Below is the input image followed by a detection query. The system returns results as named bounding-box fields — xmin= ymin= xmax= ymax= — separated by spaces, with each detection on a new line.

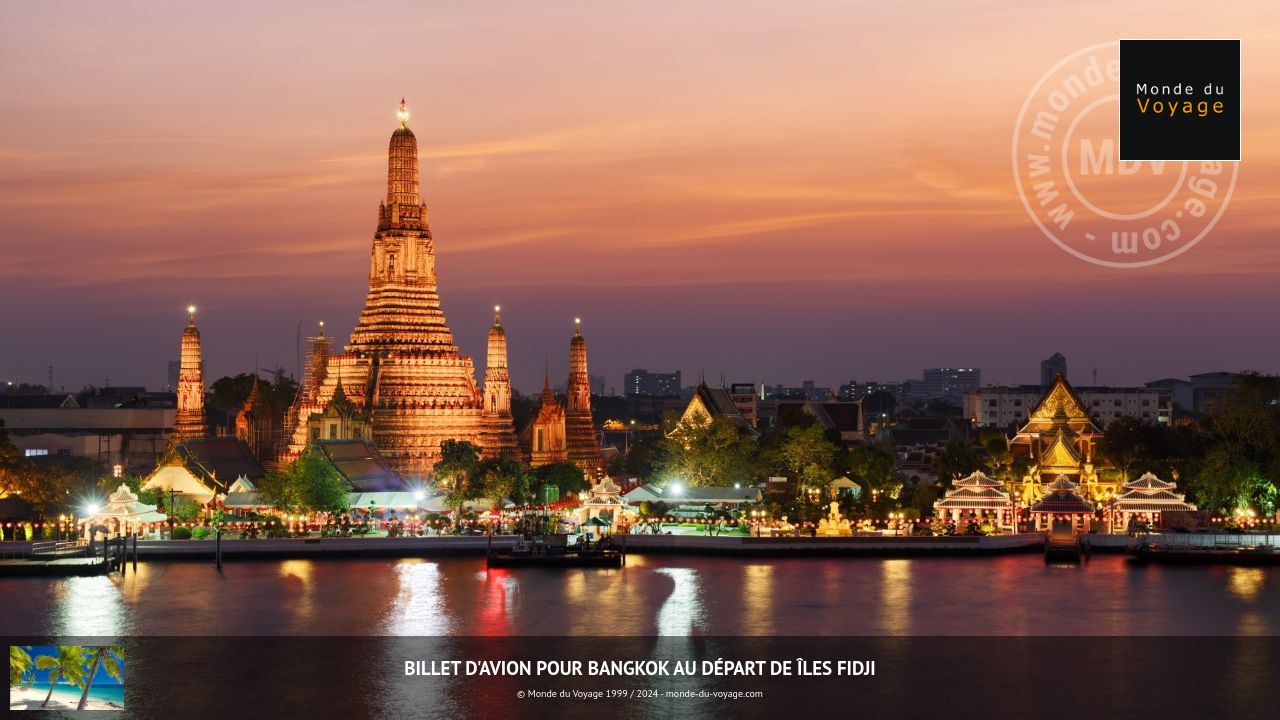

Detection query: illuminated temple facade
xmin=522 ymin=320 xmax=606 ymax=476
xmin=172 ymin=307 xmax=209 ymax=442
xmin=1008 ymin=373 xmax=1116 ymax=503
xmin=284 ymin=101 xmax=518 ymax=476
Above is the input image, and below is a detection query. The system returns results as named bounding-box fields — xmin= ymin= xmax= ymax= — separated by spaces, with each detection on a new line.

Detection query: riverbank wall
xmin=2 ymin=533 xmax=1065 ymax=561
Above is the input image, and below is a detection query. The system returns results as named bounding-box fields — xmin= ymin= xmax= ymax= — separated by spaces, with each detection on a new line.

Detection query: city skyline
xmin=3 ymin=1 xmax=1280 ymax=393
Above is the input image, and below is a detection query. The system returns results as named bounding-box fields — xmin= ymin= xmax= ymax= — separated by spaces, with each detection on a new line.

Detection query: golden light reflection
xmin=740 ymin=564 xmax=774 ymax=636
xmin=1226 ymin=567 xmax=1265 ymax=600
xmin=120 ymin=557 xmax=153 ymax=605
xmin=279 ymin=559 xmax=312 ymax=585
xmin=563 ymin=569 xmax=587 ymax=607
xmin=877 ymin=559 xmax=913 ymax=636
xmin=278 ymin=559 xmax=315 ymax=629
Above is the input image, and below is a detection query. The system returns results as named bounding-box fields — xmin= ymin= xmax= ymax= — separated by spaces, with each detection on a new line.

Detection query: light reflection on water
xmin=383 ymin=561 xmax=452 ymax=635
xmin=1227 ymin=567 xmax=1266 ymax=600
xmin=654 ymin=567 xmax=705 ymax=636
xmin=877 ymin=559 xmax=912 ymax=636
xmin=2 ymin=555 xmax=1279 ymax=637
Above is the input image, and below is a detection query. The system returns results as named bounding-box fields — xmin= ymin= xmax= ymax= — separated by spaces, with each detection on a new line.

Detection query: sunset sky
xmin=2 ymin=0 xmax=1279 ymax=394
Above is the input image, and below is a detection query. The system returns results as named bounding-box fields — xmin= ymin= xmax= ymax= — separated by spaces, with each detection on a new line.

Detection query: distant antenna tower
xmin=1092 ymin=368 xmax=1098 ymax=385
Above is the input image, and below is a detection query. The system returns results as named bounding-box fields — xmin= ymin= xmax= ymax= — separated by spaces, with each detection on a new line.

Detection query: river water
xmin=2 ymin=554 xmax=1278 ymax=636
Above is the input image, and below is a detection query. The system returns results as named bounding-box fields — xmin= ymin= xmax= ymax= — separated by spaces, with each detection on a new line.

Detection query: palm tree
xmin=9 ymin=645 xmax=33 ymax=686
xmin=34 ymin=645 xmax=87 ymax=708
xmin=76 ymin=646 xmax=125 ymax=711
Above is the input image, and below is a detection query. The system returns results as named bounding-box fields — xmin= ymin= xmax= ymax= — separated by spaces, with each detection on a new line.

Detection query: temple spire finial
xmin=187 ymin=305 xmax=197 ymax=325
xmin=397 ymin=98 xmax=409 ymax=128
xmin=493 ymin=305 xmax=502 ymax=325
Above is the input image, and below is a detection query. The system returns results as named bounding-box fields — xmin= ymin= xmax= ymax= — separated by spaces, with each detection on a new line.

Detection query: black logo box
xmin=1119 ymin=39 xmax=1240 ymax=161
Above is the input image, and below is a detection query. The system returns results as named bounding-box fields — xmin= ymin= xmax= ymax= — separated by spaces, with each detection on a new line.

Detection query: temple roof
xmin=241 ymin=373 xmax=263 ymax=413
xmin=1039 ymin=424 xmax=1082 ymax=469
xmin=683 ymin=382 xmax=754 ymax=433
xmin=1030 ymin=491 xmax=1094 ymax=514
xmin=953 ymin=471 xmax=1003 ymax=488
xmin=1028 ymin=374 xmax=1090 ymax=423
xmin=314 ymin=440 xmax=404 ymax=492
xmin=166 ymin=437 xmax=266 ymax=493
xmin=1123 ymin=472 xmax=1177 ymax=491
xmin=1031 ymin=475 xmax=1093 ymax=513
xmin=935 ymin=471 xmax=1010 ymax=509
xmin=534 ymin=370 xmax=565 ymax=422
xmin=1045 ymin=474 xmax=1080 ymax=492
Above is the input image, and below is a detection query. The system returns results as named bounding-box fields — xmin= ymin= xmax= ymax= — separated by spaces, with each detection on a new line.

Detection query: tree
xmin=434 ymin=440 xmax=484 ymax=521
xmin=76 ymin=646 xmax=124 ymax=711
xmin=3 ymin=456 xmax=110 ymax=518
xmin=780 ymin=423 xmax=840 ymax=489
xmin=933 ymin=440 xmax=982 ymax=489
xmin=1184 ymin=373 xmax=1280 ymax=515
xmin=258 ymin=449 xmax=349 ymax=515
xmin=534 ymin=461 xmax=588 ymax=498
xmin=10 ymin=645 xmax=33 ymax=686
xmin=292 ymin=451 xmax=349 ymax=515
xmin=210 ymin=369 xmax=298 ymax=417
xmin=979 ymin=428 xmax=1014 ymax=480
xmin=657 ymin=410 xmax=756 ymax=487
xmin=477 ymin=455 xmax=533 ymax=509
xmin=1099 ymin=416 xmax=1146 ymax=484
xmin=846 ymin=445 xmax=896 ymax=501
xmin=35 ymin=645 xmax=87 ymax=708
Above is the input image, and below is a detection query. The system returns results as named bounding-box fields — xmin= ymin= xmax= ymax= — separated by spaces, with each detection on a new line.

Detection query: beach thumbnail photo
xmin=9 ymin=645 xmax=124 ymax=712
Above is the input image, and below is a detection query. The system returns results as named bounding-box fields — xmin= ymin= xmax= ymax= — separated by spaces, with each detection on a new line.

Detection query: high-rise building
xmin=166 ymin=360 xmax=180 ymax=393
xmin=172 ymin=306 xmax=208 ymax=441
xmin=1041 ymin=352 xmax=1068 ymax=385
xmin=763 ymin=381 xmax=830 ymax=401
xmin=920 ymin=368 xmax=981 ymax=402
xmin=589 ymin=374 xmax=608 ymax=397
xmin=965 ymin=384 xmax=1170 ymax=427
xmin=624 ymin=369 xmax=681 ymax=397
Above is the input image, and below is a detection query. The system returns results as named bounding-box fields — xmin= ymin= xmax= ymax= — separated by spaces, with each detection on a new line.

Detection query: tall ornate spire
xmin=173 ymin=305 xmax=208 ymax=441
xmin=352 ymin=98 xmax=453 ymax=353
xmin=285 ymin=100 xmax=486 ymax=475
xmin=564 ymin=318 xmax=603 ymax=474
xmin=480 ymin=305 xmax=520 ymax=459
xmin=386 ymin=99 xmax=421 ymax=213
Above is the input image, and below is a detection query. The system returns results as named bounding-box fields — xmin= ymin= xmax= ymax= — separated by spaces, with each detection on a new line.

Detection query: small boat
xmin=487 ymin=534 xmax=624 ymax=568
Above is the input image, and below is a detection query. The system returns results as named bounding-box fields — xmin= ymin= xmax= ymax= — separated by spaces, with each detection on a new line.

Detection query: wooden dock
xmin=0 ymin=556 xmax=114 ymax=577
xmin=0 ymin=537 xmax=133 ymax=577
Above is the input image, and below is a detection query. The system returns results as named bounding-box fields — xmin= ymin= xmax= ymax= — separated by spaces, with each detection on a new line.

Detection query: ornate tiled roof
xmin=1123 ymin=472 xmax=1177 ymax=491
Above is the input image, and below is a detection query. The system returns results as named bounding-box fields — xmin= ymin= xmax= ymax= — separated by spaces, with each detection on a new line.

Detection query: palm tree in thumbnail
xmin=76 ymin=645 xmax=125 ymax=711
xmin=9 ymin=645 xmax=33 ymax=686
xmin=35 ymin=645 xmax=87 ymax=708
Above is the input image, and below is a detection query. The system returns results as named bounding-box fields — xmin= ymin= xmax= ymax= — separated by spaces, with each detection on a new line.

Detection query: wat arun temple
xmin=263 ymin=101 xmax=604 ymax=477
